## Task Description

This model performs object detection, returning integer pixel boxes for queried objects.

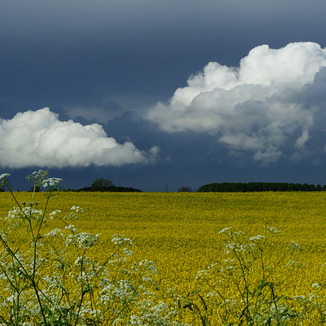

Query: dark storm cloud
[1,0,326,114]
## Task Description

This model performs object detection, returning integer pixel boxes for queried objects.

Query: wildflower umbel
[0,173,10,180]
[42,177,63,188]
[0,173,10,187]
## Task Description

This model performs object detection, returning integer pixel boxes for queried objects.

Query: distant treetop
[76,178,142,192]
[177,186,193,192]
[91,178,115,191]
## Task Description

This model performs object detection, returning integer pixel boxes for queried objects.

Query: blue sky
[1,0,326,191]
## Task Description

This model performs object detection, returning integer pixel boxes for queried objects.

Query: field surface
[1,190,325,297]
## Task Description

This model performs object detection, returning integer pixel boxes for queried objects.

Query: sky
[1,0,326,191]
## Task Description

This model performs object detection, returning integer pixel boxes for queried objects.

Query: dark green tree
[178,186,192,192]
[91,178,115,191]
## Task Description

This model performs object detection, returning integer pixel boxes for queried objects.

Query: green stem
[0,234,48,325]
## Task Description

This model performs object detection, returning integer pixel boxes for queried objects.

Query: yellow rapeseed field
[1,191,325,290]
[1,190,326,324]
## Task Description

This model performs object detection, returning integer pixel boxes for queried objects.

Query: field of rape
[1,190,326,324]
[39,191,326,285]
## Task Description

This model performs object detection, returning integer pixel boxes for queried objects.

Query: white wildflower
[206,291,218,298]
[208,262,219,269]
[66,232,99,249]
[27,170,48,185]
[65,224,78,233]
[44,228,64,238]
[196,270,208,279]
[0,173,10,187]
[6,207,20,219]
[6,206,44,220]
[310,294,317,301]
[219,227,232,234]
[49,210,61,220]
[0,173,10,180]
[75,256,84,265]
[123,248,133,257]
[65,206,84,220]
[71,206,84,213]
[23,207,44,220]
[224,243,236,252]
[312,283,321,288]
[266,226,281,233]
[138,260,157,272]
[42,177,62,188]
[233,231,245,237]
[249,235,265,241]
[112,234,133,246]
[31,170,47,178]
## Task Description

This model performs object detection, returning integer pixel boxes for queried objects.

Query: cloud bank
[147,42,326,164]
[0,108,157,168]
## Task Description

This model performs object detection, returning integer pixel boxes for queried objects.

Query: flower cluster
[65,232,99,249]
[42,177,63,188]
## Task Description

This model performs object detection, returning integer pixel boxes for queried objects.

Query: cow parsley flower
[65,224,78,233]
[249,235,265,241]
[42,177,63,188]
[71,206,84,213]
[112,234,133,246]
[0,173,10,180]
[0,173,10,187]
[66,232,99,249]
[44,228,64,238]
[219,227,232,234]
[266,226,281,233]
[49,210,61,220]
[312,283,321,288]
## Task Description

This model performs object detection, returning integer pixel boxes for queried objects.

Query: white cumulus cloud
[0,107,158,168]
[146,42,326,164]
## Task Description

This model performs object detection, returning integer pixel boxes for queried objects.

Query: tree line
[197,182,324,192]
[1,177,323,193]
